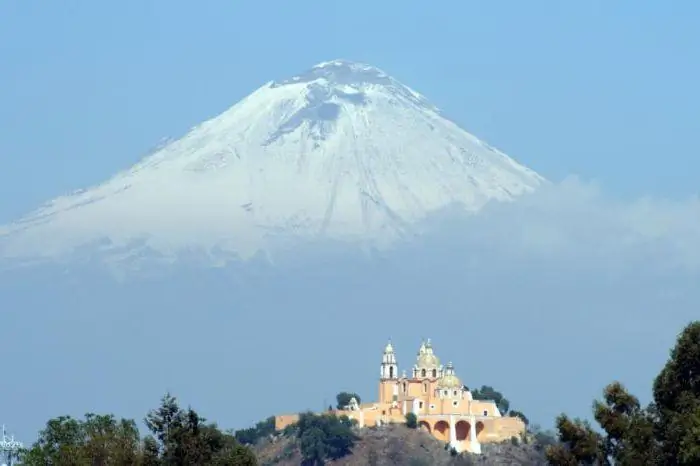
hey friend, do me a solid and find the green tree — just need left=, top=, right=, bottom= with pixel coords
left=405, top=412, right=418, bottom=429
left=233, top=416, right=275, bottom=445
left=593, top=381, right=658, bottom=465
left=547, top=320, right=700, bottom=466
left=20, top=414, right=141, bottom=466
left=21, top=392, right=257, bottom=466
left=294, top=411, right=358, bottom=465
left=545, top=415, right=604, bottom=465
left=652, top=321, right=700, bottom=465
left=335, top=392, right=361, bottom=410
left=144, top=393, right=257, bottom=466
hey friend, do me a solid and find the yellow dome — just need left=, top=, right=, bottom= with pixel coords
left=437, top=374, right=462, bottom=389
left=417, top=353, right=440, bottom=368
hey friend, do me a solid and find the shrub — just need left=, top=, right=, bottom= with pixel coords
left=405, top=412, right=418, bottom=429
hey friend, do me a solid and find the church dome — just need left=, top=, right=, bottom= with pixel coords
left=416, top=353, right=440, bottom=368
left=437, top=373, right=462, bottom=389
left=415, top=338, right=440, bottom=369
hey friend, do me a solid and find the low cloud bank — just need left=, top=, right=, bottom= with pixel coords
left=406, top=177, right=700, bottom=271
left=2, top=177, right=699, bottom=444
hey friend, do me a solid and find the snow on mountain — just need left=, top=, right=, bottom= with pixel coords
left=0, top=59, right=545, bottom=262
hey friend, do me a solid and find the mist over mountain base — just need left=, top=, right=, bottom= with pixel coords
left=3, top=179, right=699, bottom=444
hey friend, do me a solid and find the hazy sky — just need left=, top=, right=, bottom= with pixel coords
left=2, top=0, right=700, bottom=445
left=2, top=1, right=699, bottom=224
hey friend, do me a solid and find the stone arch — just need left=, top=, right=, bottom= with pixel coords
left=476, top=421, right=487, bottom=442
left=433, top=420, right=450, bottom=441
left=419, top=421, right=431, bottom=433
left=455, top=420, right=471, bottom=441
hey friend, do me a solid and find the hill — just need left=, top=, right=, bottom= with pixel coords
left=254, top=423, right=549, bottom=466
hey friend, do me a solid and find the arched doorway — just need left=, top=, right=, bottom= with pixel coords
left=455, top=420, right=471, bottom=441
left=433, top=420, right=449, bottom=441
left=476, top=421, right=487, bottom=442
left=419, top=421, right=431, bottom=433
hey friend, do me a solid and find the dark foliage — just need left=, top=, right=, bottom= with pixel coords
left=547, top=321, right=700, bottom=466
left=294, top=411, right=359, bottom=465
left=335, top=391, right=362, bottom=410
left=20, top=392, right=257, bottom=466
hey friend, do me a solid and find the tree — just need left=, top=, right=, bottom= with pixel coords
left=593, top=381, right=658, bottom=465
left=545, top=415, right=604, bottom=465
left=144, top=392, right=257, bottom=465
left=405, top=412, right=418, bottom=429
left=20, top=413, right=141, bottom=466
left=652, top=321, right=700, bottom=465
left=21, top=392, right=258, bottom=466
left=335, top=392, right=361, bottom=410
left=548, top=320, right=700, bottom=466
left=233, top=416, right=275, bottom=445
left=294, top=411, right=358, bottom=465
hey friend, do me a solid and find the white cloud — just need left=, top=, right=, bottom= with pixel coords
left=406, top=176, right=700, bottom=272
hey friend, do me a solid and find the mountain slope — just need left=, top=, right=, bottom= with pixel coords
left=0, top=59, right=544, bottom=262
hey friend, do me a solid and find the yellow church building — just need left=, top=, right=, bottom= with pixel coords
left=275, top=339, right=526, bottom=454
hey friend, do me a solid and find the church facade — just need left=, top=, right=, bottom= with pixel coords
left=275, top=339, right=526, bottom=454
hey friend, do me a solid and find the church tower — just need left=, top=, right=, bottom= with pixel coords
left=379, top=340, right=399, bottom=404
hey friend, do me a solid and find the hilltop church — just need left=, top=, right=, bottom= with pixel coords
left=275, top=339, right=526, bottom=454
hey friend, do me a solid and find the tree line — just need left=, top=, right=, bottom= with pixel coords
left=19, top=393, right=258, bottom=465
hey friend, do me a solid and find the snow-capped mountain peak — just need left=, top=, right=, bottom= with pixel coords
left=0, top=60, right=545, bottom=263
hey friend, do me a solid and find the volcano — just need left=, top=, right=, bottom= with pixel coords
left=0, top=59, right=544, bottom=263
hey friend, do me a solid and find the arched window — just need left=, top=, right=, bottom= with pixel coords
left=389, top=366, right=394, bottom=378
left=432, top=369, right=437, bottom=378
left=423, top=382, right=428, bottom=393
left=403, top=382, right=407, bottom=393
left=421, top=369, right=426, bottom=377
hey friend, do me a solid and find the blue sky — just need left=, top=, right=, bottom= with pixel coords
left=2, top=1, right=699, bottom=224
left=2, top=0, right=700, bottom=444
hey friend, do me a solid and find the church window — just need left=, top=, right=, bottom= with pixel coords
left=483, top=410, right=488, bottom=416
left=432, top=369, right=437, bottom=377
left=453, top=400, right=459, bottom=407
left=403, top=382, right=407, bottom=393
left=419, top=401, right=424, bottom=409
left=453, top=390, right=458, bottom=396
left=423, top=382, right=428, bottom=393
left=421, top=368, right=426, bottom=377
left=429, top=404, right=436, bottom=410
left=389, top=366, right=394, bottom=378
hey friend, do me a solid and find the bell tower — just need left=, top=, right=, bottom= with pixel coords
left=379, top=340, right=399, bottom=404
